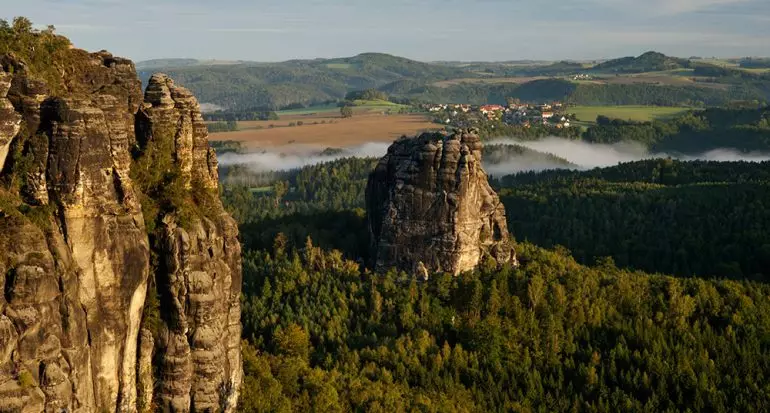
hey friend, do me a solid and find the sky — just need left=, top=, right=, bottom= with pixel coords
left=3, top=0, right=769, bottom=62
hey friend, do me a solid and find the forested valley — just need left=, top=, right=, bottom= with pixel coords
left=222, top=125, right=770, bottom=411
left=4, top=13, right=769, bottom=413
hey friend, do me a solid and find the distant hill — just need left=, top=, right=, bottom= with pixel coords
left=136, top=58, right=200, bottom=69
left=740, top=58, right=770, bottom=69
left=138, top=53, right=471, bottom=109
left=136, top=58, right=248, bottom=70
left=138, top=51, right=770, bottom=109
left=484, top=143, right=576, bottom=175
left=591, top=51, right=691, bottom=74
left=517, top=61, right=587, bottom=76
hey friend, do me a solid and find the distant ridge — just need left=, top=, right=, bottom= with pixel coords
left=136, top=58, right=248, bottom=70
left=135, top=51, right=770, bottom=110
left=591, top=51, right=691, bottom=74
left=137, top=52, right=469, bottom=109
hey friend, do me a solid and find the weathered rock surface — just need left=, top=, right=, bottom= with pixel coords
left=367, top=129, right=516, bottom=276
left=0, top=44, right=241, bottom=412
left=137, top=74, right=242, bottom=413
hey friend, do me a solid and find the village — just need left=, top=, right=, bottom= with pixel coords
left=422, top=101, right=575, bottom=129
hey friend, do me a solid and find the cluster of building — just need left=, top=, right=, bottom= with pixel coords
left=423, top=101, right=573, bottom=128
left=425, top=103, right=472, bottom=113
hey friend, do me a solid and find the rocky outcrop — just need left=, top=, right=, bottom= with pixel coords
left=0, top=41, right=241, bottom=412
left=367, top=129, right=516, bottom=276
left=0, top=71, right=21, bottom=171
left=136, top=74, right=242, bottom=413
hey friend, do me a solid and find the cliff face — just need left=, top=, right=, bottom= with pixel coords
left=367, top=129, right=516, bottom=276
left=136, top=74, right=242, bottom=412
left=0, top=42, right=241, bottom=412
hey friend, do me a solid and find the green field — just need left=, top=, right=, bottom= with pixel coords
left=350, top=99, right=409, bottom=112
left=249, top=186, right=274, bottom=194
left=571, top=105, right=694, bottom=122
left=325, top=63, right=353, bottom=70
left=277, top=104, right=340, bottom=116
left=278, top=100, right=409, bottom=116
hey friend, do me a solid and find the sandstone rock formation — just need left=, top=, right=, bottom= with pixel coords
left=136, top=74, right=242, bottom=413
left=367, top=129, right=516, bottom=276
left=0, top=40, right=241, bottom=412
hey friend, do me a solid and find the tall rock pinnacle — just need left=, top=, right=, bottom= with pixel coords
left=366, top=129, right=516, bottom=277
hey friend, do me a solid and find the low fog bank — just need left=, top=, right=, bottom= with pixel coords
left=485, top=159, right=572, bottom=176
left=217, top=142, right=390, bottom=172
left=489, top=137, right=770, bottom=173
left=217, top=137, right=770, bottom=174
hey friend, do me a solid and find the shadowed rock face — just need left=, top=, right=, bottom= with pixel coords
left=367, top=129, right=516, bottom=276
left=0, top=49, right=241, bottom=412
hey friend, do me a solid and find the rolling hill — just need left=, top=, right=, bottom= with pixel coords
left=137, top=53, right=471, bottom=109
left=138, top=51, right=770, bottom=109
left=591, top=51, right=691, bottom=74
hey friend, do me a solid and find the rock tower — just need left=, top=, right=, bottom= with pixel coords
left=366, top=129, right=516, bottom=276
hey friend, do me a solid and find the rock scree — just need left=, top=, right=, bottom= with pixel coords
left=366, top=128, right=517, bottom=277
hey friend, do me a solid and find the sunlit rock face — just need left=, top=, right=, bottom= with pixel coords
left=367, top=128, right=516, bottom=276
left=137, top=74, right=242, bottom=413
left=0, top=47, right=242, bottom=412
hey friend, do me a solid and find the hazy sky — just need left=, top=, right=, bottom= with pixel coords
left=4, top=0, right=770, bottom=62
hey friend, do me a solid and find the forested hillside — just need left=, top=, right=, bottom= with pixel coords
left=238, top=239, right=770, bottom=412
left=590, top=52, right=691, bottom=74
left=139, top=52, right=770, bottom=109
left=498, top=159, right=770, bottom=281
left=584, top=106, right=770, bottom=152
left=221, top=154, right=770, bottom=412
left=137, top=53, right=470, bottom=109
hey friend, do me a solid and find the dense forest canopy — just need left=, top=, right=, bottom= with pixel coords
left=223, top=153, right=770, bottom=412
left=584, top=106, right=770, bottom=153
left=590, top=52, right=691, bottom=74
left=137, top=53, right=470, bottom=109
left=498, top=159, right=770, bottom=281
left=5, top=16, right=770, bottom=413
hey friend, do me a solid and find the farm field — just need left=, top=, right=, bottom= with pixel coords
left=276, top=100, right=409, bottom=116
left=209, top=112, right=441, bottom=150
left=570, top=105, right=694, bottom=122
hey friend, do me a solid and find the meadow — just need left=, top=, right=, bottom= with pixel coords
left=570, top=105, right=694, bottom=122
left=276, top=100, right=408, bottom=116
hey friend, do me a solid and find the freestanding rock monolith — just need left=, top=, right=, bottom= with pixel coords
left=366, top=128, right=516, bottom=276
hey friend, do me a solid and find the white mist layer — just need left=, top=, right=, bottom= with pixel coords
left=218, top=137, right=770, bottom=174
left=484, top=158, right=574, bottom=176
left=217, top=142, right=390, bottom=171
left=486, top=137, right=770, bottom=175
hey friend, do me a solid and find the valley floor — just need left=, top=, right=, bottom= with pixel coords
left=209, top=112, right=440, bottom=152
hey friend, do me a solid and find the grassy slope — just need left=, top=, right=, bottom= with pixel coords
left=571, top=105, right=695, bottom=122
left=277, top=100, right=408, bottom=116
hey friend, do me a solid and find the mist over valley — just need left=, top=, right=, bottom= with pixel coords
left=217, top=137, right=770, bottom=176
